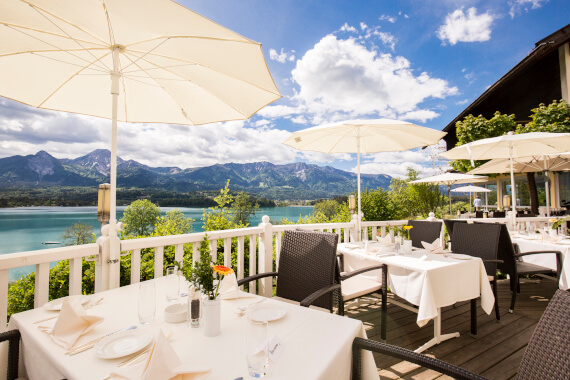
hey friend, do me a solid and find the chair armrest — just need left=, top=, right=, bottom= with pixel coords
left=514, top=250, right=563, bottom=275
left=340, top=264, right=385, bottom=281
left=0, top=329, right=21, bottom=380
left=237, top=272, right=278, bottom=286
left=352, top=337, right=488, bottom=380
left=299, top=284, right=342, bottom=307
left=482, top=259, right=504, bottom=264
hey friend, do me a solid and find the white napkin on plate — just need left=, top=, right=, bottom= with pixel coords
left=218, top=272, right=256, bottom=300
left=376, top=235, right=393, bottom=245
left=421, top=238, right=445, bottom=254
left=110, top=331, right=210, bottom=380
left=38, top=298, right=104, bottom=349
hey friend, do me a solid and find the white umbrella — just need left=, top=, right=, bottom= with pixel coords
left=468, top=152, right=570, bottom=217
left=441, top=132, right=570, bottom=224
left=282, top=119, right=446, bottom=232
left=410, top=172, right=488, bottom=215
left=0, top=0, right=281, bottom=237
left=451, top=185, right=491, bottom=213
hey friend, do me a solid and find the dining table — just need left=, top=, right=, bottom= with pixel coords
left=337, top=241, right=494, bottom=353
left=8, top=276, right=379, bottom=380
left=510, top=233, right=570, bottom=290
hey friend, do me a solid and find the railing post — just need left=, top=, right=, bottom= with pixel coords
left=95, top=223, right=121, bottom=292
left=351, top=214, right=359, bottom=242
left=259, top=215, right=273, bottom=297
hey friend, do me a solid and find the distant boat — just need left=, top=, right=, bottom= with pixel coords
left=42, top=241, right=61, bottom=245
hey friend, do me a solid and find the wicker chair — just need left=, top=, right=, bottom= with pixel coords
left=491, top=211, right=505, bottom=218
left=407, top=220, right=443, bottom=248
left=451, top=223, right=502, bottom=332
left=237, top=230, right=386, bottom=335
left=0, top=329, right=20, bottom=380
left=493, top=223, right=562, bottom=313
left=443, top=219, right=467, bottom=247
left=352, top=290, right=570, bottom=380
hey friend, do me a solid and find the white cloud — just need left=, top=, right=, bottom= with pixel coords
left=455, top=99, right=470, bottom=105
left=379, top=14, right=397, bottom=23
left=257, top=104, right=304, bottom=119
left=339, top=23, right=357, bottom=33
left=365, top=29, right=397, bottom=51
left=400, top=110, right=440, bottom=122
left=464, top=71, right=476, bottom=84
left=436, top=7, right=494, bottom=45
left=360, top=22, right=368, bottom=30
left=509, top=0, right=549, bottom=18
left=289, top=35, right=457, bottom=123
left=269, top=48, right=296, bottom=63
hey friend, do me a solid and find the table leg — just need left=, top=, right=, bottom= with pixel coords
left=414, top=308, right=460, bottom=353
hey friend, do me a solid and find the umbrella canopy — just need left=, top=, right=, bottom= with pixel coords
left=282, top=119, right=446, bottom=231
left=450, top=185, right=491, bottom=193
left=410, top=172, right=488, bottom=215
left=0, top=0, right=281, bottom=234
left=468, top=152, right=570, bottom=217
left=441, top=132, right=570, bottom=222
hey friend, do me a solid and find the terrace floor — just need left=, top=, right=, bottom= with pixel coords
left=348, top=277, right=559, bottom=379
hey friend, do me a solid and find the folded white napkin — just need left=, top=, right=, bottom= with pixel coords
left=376, top=235, right=394, bottom=245
left=421, top=238, right=445, bottom=254
left=218, top=272, right=256, bottom=300
left=111, top=331, right=210, bottom=380
left=38, top=298, right=104, bottom=349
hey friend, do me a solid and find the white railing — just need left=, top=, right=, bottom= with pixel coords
left=2, top=213, right=564, bottom=330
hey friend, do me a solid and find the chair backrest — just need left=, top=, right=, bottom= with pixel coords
left=451, top=223, right=501, bottom=275
left=276, top=230, right=339, bottom=311
left=408, top=220, right=442, bottom=248
left=475, top=211, right=483, bottom=218
left=492, top=211, right=505, bottom=218
left=443, top=219, right=467, bottom=240
left=0, top=329, right=20, bottom=380
left=494, top=223, right=517, bottom=278
left=517, top=290, right=570, bottom=379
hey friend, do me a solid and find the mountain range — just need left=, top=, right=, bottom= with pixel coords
left=0, top=150, right=392, bottom=200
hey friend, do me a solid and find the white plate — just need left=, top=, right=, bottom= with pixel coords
left=249, top=304, right=286, bottom=322
left=94, top=330, right=154, bottom=359
left=447, top=253, right=472, bottom=260
left=343, top=243, right=360, bottom=249
left=43, top=295, right=90, bottom=311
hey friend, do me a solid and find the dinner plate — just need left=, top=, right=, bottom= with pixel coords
left=43, top=295, right=90, bottom=311
left=343, top=243, right=360, bottom=249
left=94, top=330, right=154, bottom=359
left=447, top=253, right=472, bottom=260
left=249, top=304, right=286, bottom=322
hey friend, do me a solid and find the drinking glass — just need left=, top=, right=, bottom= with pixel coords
left=138, top=281, right=156, bottom=325
left=165, top=266, right=179, bottom=302
left=246, top=317, right=268, bottom=378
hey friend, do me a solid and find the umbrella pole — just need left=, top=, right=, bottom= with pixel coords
left=509, top=146, right=517, bottom=227
left=356, top=132, right=362, bottom=241
left=449, top=187, right=452, bottom=217
left=544, top=157, right=551, bottom=218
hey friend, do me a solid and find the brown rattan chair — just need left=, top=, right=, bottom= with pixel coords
left=493, top=223, right=562, bottom=313
left=0, top=329, right=20, bottom=380
left=237, top=230, right=386, bottom=337
left=451, top=223, right=502, bottom=333
left=352, top=290, right=570, bottom=380
left=408, top=220, right=443, bottom=248
left=443, top=219, right=467, bottom=247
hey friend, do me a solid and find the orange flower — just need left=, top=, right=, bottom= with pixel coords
left=213, top=265, right=233, bottom=276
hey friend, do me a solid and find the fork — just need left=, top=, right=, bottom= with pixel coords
left=116, top=332, right=174, bottom=367
left=33, top=297, right=104, bottom=324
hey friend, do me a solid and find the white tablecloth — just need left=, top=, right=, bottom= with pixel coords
left=511, top=236, right=570, bottom=290
left=338, top=242, right=494, bottom=327
left=9, top=277, right=379, bottom=380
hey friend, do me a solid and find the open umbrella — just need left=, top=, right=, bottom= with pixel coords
left=282, top=119, right=446, bottom=234
left=409, top=172, right=488, bottom=216
left=451, top=185, right=491, bottom=213
left=0, top=0, right=281, bottom=238
left=468, top=153, right=570, bottom=217
left=441, top=132, right=570, bottom=224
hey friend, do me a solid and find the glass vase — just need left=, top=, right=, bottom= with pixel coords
left=188, top=286, right=202, bottom=328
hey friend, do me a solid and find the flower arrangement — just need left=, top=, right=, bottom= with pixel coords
left=178, top=236, right=234, bottom=300
left=550, top=216, right=569, bottom=231
left=403, top=225, right=413, bottom=240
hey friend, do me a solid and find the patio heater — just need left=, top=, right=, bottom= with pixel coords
left=97, top=184, right=111, bottom=230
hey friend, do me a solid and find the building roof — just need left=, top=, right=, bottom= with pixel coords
left=442, top=24, right=570, bottom=150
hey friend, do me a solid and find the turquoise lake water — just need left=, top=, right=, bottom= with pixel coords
left=0, top=206, right=314, bottom=280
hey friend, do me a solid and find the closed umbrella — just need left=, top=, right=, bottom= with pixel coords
left=441, top=132, right=570, bottom=224
left=468, top=152, right=570, bottom=217
left=0, top=0, right=281, bottom=238
left=451, top=185, right=491, bottom=213
left=409, top=172, right=488, bottom=216
left=282, top=119, right=446, bottom=234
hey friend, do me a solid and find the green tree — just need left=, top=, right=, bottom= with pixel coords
left=153, top=209, right=193, bottom=237
left=120, top=199, right=161, bottom=237
left=313, top=199, right=341, bottom=220
left=389, top=168, right=443, bottom=218
left=516, top=100, right=570, bottom=214
left=231, top=191, right=259, bottom=226
left=60, top=221, right=95, bottom=246
left=358, top=188, right=396, bottom=222
left=451, top=112, right=518, bottom=172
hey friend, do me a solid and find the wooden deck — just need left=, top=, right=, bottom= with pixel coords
left=348, top=277, right=559, bottom=379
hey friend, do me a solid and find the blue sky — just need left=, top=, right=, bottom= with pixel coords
left=1, top=0, right=568, bottom=178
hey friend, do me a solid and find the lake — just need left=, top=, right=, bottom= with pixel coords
left=0, top=205, right=314, bottom=280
